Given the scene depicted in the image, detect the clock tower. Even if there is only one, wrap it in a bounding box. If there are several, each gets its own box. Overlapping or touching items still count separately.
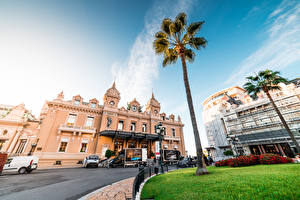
[145,92,161,115]
[103,81,120,107]
[128,98,141,112]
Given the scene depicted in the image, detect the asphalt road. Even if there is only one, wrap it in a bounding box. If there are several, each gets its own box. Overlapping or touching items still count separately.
[0,167,139,200]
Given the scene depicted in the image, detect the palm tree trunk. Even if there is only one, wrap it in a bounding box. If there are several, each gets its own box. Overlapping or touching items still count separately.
[265,91,300,154]
[180,54,208,175]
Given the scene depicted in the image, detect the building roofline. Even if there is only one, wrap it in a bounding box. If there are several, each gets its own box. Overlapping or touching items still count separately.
[202,86,245,106]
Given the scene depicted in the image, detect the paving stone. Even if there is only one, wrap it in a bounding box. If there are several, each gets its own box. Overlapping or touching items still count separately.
[86,177,135,200]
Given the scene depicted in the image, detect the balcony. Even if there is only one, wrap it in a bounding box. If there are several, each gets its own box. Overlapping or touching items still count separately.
[164,135,180,141]
[58,124,96,135]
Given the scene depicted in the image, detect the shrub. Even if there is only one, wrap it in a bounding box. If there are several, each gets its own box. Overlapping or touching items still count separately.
[259,154,292,165]
[105,149,116,158]
[223,150,234,156]
[215,154,292,167]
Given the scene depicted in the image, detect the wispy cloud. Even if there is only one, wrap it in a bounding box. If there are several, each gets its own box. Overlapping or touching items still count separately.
[226,0,300,85]
[112,0,194,106]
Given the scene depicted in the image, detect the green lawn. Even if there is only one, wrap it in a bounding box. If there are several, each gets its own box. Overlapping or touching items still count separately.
[141,164,300,200]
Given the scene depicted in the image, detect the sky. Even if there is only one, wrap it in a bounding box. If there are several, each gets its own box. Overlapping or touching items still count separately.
[0,0,300,155]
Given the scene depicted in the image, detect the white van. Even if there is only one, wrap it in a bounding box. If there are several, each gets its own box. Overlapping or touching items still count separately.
[83,155,99,168]
[3,156,39,174]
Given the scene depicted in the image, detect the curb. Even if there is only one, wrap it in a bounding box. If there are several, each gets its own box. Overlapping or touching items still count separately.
[78,177,135,200]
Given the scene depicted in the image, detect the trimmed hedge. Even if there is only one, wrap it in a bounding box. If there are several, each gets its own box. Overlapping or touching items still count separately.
[215,154,292,167]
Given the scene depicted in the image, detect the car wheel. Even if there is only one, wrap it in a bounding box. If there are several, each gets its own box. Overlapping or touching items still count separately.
[18,167,27,174]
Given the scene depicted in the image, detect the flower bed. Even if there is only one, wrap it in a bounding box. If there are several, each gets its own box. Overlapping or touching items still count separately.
[215,154,292,167]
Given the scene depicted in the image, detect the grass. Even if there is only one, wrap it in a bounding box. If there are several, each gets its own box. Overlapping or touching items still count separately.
[141,164,300,200]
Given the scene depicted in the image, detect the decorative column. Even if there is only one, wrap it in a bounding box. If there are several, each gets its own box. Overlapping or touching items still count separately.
[7,130,22,155]
[257,145,263,154]
[277,144,286,156]
[260,145,266,154]
[274,144,280,154]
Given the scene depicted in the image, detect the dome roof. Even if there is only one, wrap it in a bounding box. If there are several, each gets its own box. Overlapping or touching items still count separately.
[104,81,120,99]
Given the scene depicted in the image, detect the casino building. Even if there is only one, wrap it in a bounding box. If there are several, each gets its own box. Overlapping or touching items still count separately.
[33,82,185,168]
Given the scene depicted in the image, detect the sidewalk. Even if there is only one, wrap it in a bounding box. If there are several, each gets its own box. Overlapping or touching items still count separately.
[81,177,135,200]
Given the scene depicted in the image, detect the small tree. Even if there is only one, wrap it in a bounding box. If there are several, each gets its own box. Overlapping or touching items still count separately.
[243,69,300,154]
[126,103,131,110]
[105,149,115,158]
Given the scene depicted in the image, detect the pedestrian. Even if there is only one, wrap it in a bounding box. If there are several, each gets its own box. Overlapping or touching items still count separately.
[208,155,214,165]
[203,155,209,166]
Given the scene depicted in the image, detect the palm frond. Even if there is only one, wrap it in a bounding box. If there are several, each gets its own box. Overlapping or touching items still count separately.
[162,50,178,67]
[170,21,183,35]
[188,37,207,50]
[272,76,288,85]
[243,81,262,100]
[184,49,195,63]
[268,85,281,91]
[155,31,167,39]
[187,21,204,36]
[153,38,169,54]
[182,33,190,44]
[161,18,172,36]
[175,12,187,27]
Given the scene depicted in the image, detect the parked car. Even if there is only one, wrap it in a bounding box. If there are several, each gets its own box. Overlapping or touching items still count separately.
[83,155,100,168]
[3,156,39,174]
[109,154,125,168]
[178,157,196,168]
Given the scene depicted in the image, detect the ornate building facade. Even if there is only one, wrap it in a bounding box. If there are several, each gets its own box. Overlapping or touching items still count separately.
[203,80,300,160]
[32,82,185,168]
[0,103,39,156]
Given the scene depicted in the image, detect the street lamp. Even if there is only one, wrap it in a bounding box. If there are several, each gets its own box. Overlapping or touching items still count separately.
[155,122,164,173]
[226,134,239,157]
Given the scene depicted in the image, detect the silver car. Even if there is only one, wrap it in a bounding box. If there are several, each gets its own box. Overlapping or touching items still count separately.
[83,155,99,168]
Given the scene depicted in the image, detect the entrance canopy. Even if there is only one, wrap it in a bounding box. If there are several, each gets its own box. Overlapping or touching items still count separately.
[99,130,159,141]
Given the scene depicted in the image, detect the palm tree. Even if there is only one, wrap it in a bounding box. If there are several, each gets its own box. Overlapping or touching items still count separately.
[243,69,300,154]
[153,12,208,175]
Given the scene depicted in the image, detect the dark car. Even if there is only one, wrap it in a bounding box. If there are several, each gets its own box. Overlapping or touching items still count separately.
[178,157,196,168]
[109,154,125,168]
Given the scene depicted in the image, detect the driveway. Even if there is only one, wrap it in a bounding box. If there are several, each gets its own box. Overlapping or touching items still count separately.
[0,167,138,200]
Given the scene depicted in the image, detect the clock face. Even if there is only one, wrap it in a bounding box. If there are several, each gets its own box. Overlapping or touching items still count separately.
[132,105,137,112]
[154,110,158,114]
[110,101,115,105]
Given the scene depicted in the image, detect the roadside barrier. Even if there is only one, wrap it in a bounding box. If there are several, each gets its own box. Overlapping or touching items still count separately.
[0,152,8,174]
[132,164,169,200]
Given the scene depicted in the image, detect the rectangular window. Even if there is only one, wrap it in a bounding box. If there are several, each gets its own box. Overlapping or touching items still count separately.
[172,128,176,137]
[15,139,27,154]
[80,143,87,152]
[55,160,62,165]
[74,100,80,106]
[91,103,96,108]
[130,122,136,131]
[67,114,76,126]
[118,120,124,130]
[0,139,6,151]
[142,124,147,132]
[85,117,94,127]
[162,127,166,135]
[59,142,68,152]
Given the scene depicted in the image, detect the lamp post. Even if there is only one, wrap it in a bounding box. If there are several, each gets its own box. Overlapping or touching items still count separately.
[155,122,164,173]
[226,134,239,157]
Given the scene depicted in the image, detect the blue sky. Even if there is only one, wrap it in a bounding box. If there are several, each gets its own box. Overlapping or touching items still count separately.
[0,0,299,155]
